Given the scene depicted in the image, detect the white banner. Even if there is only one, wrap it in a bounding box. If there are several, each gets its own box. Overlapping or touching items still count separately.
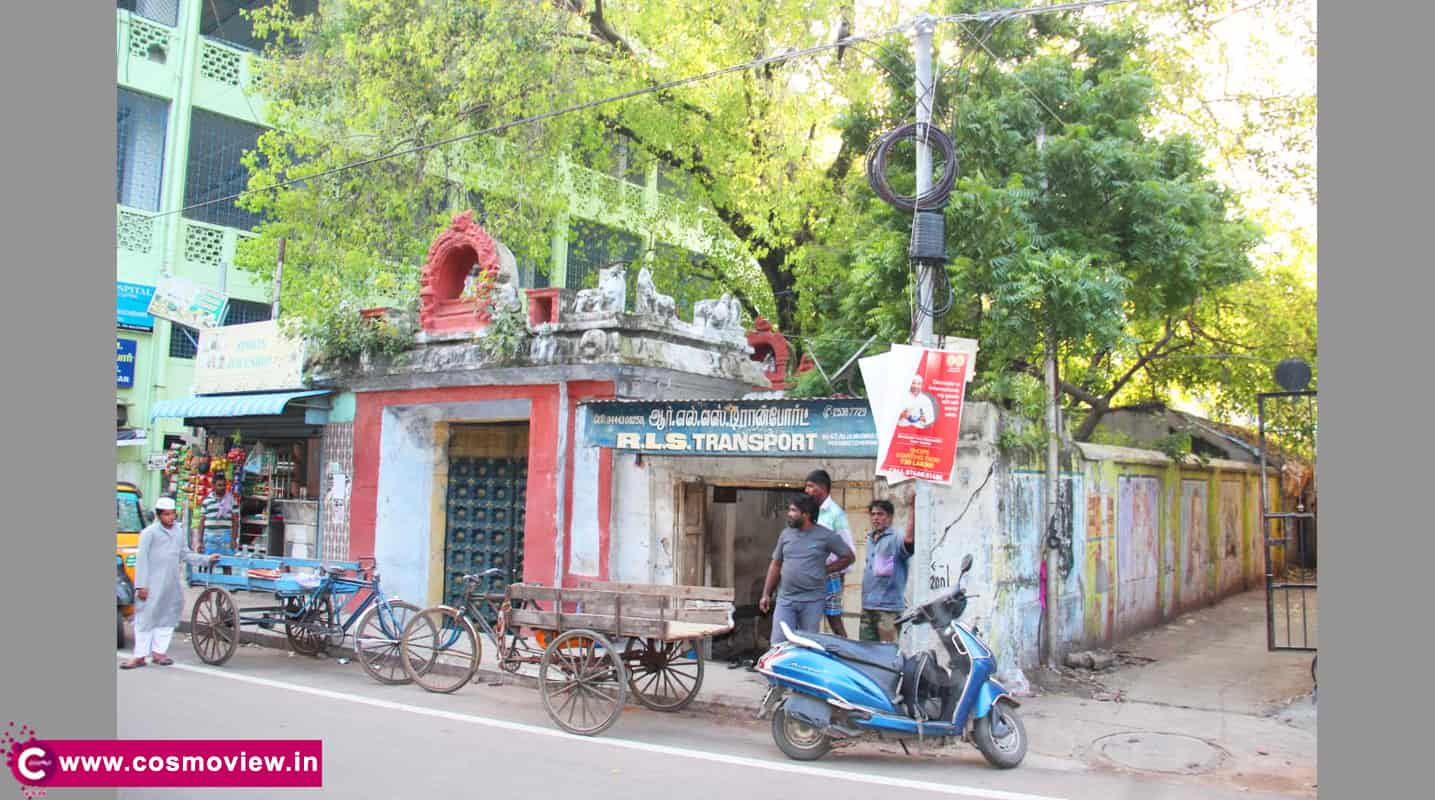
[193,321,307,395]
[860,339,979,484]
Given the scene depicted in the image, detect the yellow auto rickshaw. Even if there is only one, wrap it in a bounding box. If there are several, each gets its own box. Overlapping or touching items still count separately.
[116,482,150,647]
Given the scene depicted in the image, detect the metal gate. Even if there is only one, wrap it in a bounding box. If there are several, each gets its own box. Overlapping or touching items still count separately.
[444,455,527,619]
[1258,390,1317,653]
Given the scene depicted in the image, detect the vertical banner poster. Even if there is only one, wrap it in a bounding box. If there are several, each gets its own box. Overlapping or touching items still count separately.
[860,340,978,485]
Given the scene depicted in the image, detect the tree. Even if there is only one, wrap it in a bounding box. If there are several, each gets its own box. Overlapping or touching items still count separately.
[792,4,1267,442]
[234,0,893,353]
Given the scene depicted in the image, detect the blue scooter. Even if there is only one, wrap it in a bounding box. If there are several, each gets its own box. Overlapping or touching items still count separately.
[755,554,1026,768]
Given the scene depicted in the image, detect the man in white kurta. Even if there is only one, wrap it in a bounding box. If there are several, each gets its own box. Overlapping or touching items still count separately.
[122,497,218,669]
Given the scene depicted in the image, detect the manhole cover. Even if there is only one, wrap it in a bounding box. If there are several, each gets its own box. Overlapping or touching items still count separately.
[1093,731,1230,775]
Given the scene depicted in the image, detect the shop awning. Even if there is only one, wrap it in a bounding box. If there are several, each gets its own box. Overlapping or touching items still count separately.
[150,390,331,422]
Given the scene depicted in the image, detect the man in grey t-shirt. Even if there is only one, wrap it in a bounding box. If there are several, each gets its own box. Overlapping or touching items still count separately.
[759,494,855,645]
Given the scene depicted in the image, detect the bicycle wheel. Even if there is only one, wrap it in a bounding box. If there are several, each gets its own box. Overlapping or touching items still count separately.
[285,595,334,657]
[353,600,420,685]
[400,607,481,694]
[539,629,627,736]
[623,637,705,711]
[190,587,239,666]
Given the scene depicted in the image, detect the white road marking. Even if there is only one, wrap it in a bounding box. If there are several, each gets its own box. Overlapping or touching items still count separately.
[149,659,1068,800]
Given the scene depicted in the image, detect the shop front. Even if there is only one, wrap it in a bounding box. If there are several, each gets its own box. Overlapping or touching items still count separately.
[580,397,886,659]
[149,320,337,559]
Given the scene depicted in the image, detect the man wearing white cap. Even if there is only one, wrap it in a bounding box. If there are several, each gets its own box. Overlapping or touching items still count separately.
[121,497,219,669]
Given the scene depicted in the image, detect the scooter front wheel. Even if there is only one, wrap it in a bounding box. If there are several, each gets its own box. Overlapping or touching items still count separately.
[771,706,832,762]
[973,700,1027,769]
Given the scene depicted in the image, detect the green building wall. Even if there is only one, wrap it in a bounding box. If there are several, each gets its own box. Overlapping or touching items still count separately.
[116,1,717,501]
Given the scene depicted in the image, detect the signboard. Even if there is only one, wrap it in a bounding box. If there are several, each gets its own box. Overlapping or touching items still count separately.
[116,338,138,388]
[860,341,978,485]
[147,276,228,329]
[146,453,168,471]
[582,399,878,458]
[117,282,156,331]
[193,320,307,395]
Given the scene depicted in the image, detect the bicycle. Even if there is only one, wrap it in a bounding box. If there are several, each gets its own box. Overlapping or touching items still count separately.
[189,555,420,685]
[398,567,548,694]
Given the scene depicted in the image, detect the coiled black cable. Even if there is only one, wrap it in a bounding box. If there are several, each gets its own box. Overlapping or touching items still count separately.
[865,122,959,212]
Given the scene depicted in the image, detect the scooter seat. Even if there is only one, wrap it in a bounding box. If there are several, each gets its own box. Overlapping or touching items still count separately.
[802,632,904,673]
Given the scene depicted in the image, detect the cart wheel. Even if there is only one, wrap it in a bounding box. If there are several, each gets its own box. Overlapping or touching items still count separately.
[540,629,627,736]
[353,600,421,685]
[400,607,480,694]
[191,587,239,666]
[622,638,705,712]
[285,595,334,657]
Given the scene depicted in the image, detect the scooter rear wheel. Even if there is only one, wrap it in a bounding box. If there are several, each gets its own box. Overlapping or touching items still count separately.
[973,700,1027,769]
[771,706,832,761]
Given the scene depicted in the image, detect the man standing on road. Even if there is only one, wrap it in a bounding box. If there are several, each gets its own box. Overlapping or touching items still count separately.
[760,495,855,645]
[805,470,856,638]
[122,497,219,669]
[860,499,915,642]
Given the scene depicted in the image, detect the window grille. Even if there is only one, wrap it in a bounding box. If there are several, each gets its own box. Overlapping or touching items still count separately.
[117,89,169,212]
[223,299,272,326]
[200,1,318,52]
[169,324,199,359]
[118,0,179,27]
[566,219,643,291]
[184,109,268,230]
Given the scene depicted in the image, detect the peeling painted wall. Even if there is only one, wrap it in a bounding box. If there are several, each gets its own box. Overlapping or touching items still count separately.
[604,403,1279,685]
[371,399,533,607]
[1218,480,1245,595]
[1115,476,1161,638]
[1180,479,1210,609]
[569,412,603,577]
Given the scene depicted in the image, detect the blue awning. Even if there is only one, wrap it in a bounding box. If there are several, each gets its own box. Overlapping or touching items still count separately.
[150,390,331,421]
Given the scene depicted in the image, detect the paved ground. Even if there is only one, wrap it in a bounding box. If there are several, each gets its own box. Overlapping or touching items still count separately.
[117,645,1306,800]
[154,585,1316,797]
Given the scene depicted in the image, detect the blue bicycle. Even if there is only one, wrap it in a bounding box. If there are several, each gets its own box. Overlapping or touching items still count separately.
[188,555,420,685]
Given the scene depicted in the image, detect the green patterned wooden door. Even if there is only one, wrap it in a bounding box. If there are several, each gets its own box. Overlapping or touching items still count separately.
[444,426,528,619]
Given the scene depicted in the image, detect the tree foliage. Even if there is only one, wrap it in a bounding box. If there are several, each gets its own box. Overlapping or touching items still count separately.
[231,0,1313,431]
[235,0,887,353]
[796,2,1275,439]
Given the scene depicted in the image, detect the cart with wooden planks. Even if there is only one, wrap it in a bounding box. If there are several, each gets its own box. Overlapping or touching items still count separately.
[400,578,734,736]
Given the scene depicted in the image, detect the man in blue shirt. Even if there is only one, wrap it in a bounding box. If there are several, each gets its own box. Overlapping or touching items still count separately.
[805,470,856,638]
[860,499,915,642]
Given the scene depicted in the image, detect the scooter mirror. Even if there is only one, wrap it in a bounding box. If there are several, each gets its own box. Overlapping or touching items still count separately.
[960,554,974,575]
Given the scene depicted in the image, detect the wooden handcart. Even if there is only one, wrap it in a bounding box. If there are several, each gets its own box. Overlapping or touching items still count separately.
[399,577,733,736]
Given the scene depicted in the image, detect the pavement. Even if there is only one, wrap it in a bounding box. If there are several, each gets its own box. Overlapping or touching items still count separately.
[166,584,1317,797]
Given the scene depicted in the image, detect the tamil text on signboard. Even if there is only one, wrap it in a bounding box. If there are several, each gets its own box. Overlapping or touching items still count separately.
[117,339,138,388]
[582,399,878,458]
[193,320,307,395]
